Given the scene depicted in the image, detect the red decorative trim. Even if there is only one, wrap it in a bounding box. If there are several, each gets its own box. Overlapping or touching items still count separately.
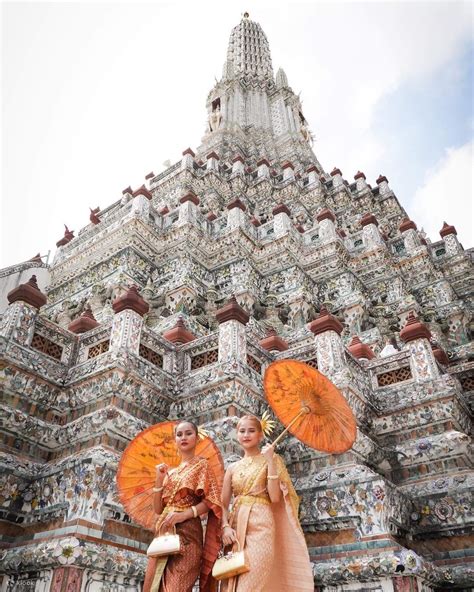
[337,228,347,238]
[440,221,457,238]
[112,286,149,316]
[180,191,200,206]
[354,171,366,180]
[182,147,195,157]
[251,217,261,227]
[232,154,245,164]
[7,275,47,309]
[282,161,294,170]
[348,335,375,360]
[400,312,431,343]
[206,151,220,160]
[399,218,417,232]
[272,204,291,216]
[296,224,305,233]
[159,206,169,215]
[215,295,249,325]
[56,225,74,247]
[122,186,132,195]
[162,318,196,344]
[145,171,155,180]
[316,208,336,223]
[68,309,99,334]
[132,185,152,200]
[431,342,449,366]
[376,175,388,185]
[330,167,342,177]
[227,198,246,212]
[306,164,319,173]
[207,212,217,221]
[257,158,270,168]
[360,213,378,227]
[89,207,100,225]
[309,306,343,336]
[259,328,289,352]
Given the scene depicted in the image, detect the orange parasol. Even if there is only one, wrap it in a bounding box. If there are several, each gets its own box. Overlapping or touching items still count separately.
[263,359,357,454]
[116,421,224,530]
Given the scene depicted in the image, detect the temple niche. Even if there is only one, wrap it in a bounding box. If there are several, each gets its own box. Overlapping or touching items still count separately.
[1,12,473,592]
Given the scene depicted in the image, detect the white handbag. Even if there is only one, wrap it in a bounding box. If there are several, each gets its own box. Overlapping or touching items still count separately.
[146,525,181,557]
[212,541,249,580]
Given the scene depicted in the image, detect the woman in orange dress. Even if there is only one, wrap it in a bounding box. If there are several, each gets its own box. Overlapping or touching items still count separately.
[221,415,313,592]
[143,421,222,592]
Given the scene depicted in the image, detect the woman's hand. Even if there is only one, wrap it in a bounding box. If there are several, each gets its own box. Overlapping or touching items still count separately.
[261,443,275,462]
[222,525,237,547]
[160,511,187,530]
[155,463,168,486]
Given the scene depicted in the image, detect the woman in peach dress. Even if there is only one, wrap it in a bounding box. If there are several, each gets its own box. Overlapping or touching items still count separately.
[221,415,313,592]
[143,421,222,592]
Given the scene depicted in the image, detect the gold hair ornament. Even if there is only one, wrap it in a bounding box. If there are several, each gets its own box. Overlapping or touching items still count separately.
[197,426,209,442]
[260,410,276,437]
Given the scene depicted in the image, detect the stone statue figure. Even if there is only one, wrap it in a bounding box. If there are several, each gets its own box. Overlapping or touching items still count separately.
[209,105,222,131]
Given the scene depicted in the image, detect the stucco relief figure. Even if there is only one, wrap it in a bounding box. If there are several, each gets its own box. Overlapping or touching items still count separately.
[209,105,222,131]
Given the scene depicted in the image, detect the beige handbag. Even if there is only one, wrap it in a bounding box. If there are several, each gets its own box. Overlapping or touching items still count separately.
[212,541,250,580]
[146,525,181,557]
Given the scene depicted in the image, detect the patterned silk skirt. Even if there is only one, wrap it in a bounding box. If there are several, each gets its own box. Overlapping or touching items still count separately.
[143,517,203,592]
[223,502,275,592]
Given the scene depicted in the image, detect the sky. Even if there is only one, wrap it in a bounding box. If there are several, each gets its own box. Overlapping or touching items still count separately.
[2,0,473,268]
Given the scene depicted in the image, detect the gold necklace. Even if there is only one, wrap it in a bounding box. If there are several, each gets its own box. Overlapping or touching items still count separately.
[238,455,262,479]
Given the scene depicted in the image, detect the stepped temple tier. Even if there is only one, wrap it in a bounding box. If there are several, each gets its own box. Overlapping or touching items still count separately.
[1,13,473,592]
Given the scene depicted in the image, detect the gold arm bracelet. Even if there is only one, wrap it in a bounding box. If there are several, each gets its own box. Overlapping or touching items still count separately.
[191,505,198,518]
[152,486,164,492]
[267,475,279,480]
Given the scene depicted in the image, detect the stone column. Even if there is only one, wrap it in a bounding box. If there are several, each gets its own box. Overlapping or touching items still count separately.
[330,167,343,188]
[282,161,295,181]
[206,151,219,172]
[1,275,47,346]
[231,154,245,175]
[376,174,391,196]
[309,306,346,377]
[181,147,195,170]
[399,217,420,253]
[257,158,270,178]
[400,312,440,381]
[110,286,149,355]
[316,208,337,242]
[227,198,247,230]
[272,204,292,237]
[360,213,384,249]
[130,186,152,220]
[177,191,200,226]
[215,296,249,364]
[440,222,463,255]
[354,170,368,192]
[306,164,319,186]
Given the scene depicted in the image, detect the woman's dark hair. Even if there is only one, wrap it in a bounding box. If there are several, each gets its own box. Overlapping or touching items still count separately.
[174,420,199,435]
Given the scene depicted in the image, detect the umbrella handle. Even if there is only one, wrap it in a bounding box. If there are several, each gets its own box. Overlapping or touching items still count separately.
[271,406,310,448]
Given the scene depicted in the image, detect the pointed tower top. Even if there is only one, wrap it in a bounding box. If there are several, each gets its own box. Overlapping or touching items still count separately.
[226,15,274,82]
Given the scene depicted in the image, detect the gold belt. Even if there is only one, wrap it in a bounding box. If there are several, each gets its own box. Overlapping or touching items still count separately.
[163,504,191,514]
[237,494,270,506]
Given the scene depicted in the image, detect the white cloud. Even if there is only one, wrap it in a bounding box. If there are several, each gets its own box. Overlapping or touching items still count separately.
[410,140,473,245]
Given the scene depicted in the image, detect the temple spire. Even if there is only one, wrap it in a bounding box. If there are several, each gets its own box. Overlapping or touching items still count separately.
[225,13,274,82]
